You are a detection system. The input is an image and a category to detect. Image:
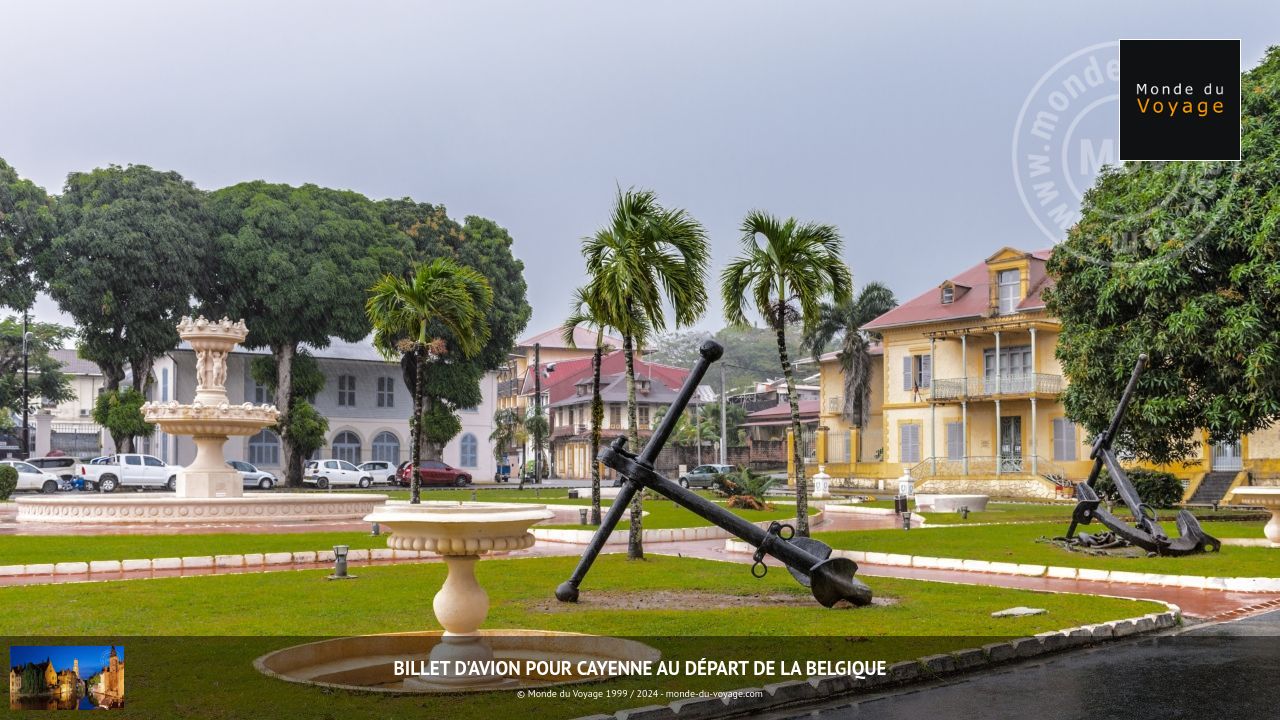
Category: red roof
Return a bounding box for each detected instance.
[863,247,1053,331]
[517,325,623,350]
[520,349,690,405]
[743,399,820,426]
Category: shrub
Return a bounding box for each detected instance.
[713,468,776,511]
[1094,467,1183,508]
[0,465,17,501]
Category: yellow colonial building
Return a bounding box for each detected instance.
[810,246,1280,501]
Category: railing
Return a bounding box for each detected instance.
[930,373,1064,401]
[826,396,843,413]
[908,455,1065,480]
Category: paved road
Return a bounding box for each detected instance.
[769,610,1280,720]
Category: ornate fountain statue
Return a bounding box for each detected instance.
[142,317,281,498]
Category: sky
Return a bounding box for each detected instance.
[3,0,1276,337]
[10,645,123,677]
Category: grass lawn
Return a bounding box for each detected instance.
[817,521,1277,577]
[854,500,1266,526]
[0,554,1164,719]
[540,498,799,530]
[0,531,386,565]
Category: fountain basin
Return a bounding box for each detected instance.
[255,630,661,694]
[1227,487,1280,545]
[15,492,387,524]
[366,501,555,554]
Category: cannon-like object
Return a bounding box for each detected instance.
[555,340,872,607]
[1063,354,1220,556]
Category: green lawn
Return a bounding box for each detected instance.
[817,521,1277,577]
[853,500,1266,526]
[0,554,1165,719]
[541,498,799,530]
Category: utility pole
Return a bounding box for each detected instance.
[533,342,542,484]
[719,362,727,465]
[21,311,31,459]
[694,397,702,466]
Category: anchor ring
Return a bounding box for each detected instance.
[751,561,768,578]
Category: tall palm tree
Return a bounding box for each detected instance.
[722,211,852,537]
[802,282,897,460]
[562,286,618,526]
[582,187,709,559]
[367,258,493,504]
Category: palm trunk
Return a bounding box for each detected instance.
[274,342,304,488]
[623,333,643,560]
[590,344,603,525]
[776,320,809,537]
[410,347,426,504]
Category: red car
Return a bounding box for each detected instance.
[397,460,473,487]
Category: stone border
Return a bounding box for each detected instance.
[724,540,1280,592]
[13,492,388,524]
[575,606,1181,720]
[0,547,431,580]
[534,511,824,546]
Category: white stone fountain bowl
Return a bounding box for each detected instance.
[142,402,281,437]
[364,501,554,555]
[1226,487,1280,544]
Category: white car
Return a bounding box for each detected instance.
[303,459,373,489]
[1,459,62,494]
[358,460,398,485]
[79,454,181,492]
[227,460,275,490]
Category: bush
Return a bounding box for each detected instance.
[0,465,17,501]
[1094,467,1183,508]
[712,468,776,511]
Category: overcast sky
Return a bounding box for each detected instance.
[4,1,1276,337]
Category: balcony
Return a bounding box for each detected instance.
[929,373,1064,402]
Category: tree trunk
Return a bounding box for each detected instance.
[776,320,809,537]
[590,344,603,525]
[410,346,426,504]
[623,334,643,560]
[274,343,303,487]
[130,355,155,397]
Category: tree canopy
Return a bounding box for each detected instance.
[0,317,73,428]
[1046,47,1280,464]
[41,164,209,390]
[0,158,55,312]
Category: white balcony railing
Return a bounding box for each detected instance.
[930,373,1063,401]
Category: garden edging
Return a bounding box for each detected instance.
[723,539,1280,592]
[0,547,430,580]
[576,604,1182,720]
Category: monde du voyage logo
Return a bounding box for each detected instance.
[1120,39,1241,161]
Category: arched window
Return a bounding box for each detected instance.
[332,431,362,464]
[460,433,478,468]
[371,431,400,464]
[248,429,281,467]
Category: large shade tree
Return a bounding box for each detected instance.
[0,318,73,429]
[1046,47,1280,464]
[802,281,897,459]
[722,211,852,537]
[201,182,411,485]
[366,258,492,503]
[0,158,55,312]
[582,187,708,559]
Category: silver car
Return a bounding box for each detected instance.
[358,460,398,485]
[678,464,735,489]
[227,460,276,489]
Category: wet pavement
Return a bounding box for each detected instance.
[766,609,1280,720]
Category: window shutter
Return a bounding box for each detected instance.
[920,355,932,388]
[902,356,913,390]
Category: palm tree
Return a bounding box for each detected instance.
[722,211,852,537]
[366,258,493,504]
[582,187,709,559]
[489,407,520,472]
[562,286,617,525]
[802,282,897,460]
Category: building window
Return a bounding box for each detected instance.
[371,431,400,464]
[248,429,281,466]
[1053,418,1078,461]
[899,424,922,463]
[901,354,931,391]
[638,406,650,428]
[337,375,356,407]
[161,368,170,402]
[253,380,270,405]
[941,286,954,304]
[997,269,1021,314]
[610,404,622,428]
[376,376,395,408]
[460,433,478,468]
[332,430,362,464]
[946,421,964,460]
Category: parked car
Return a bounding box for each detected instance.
[0,459,62,494]
[358,460,398,485]
[678,463,735,489]
[397,460,472,487]
[79,454,180,492]
[23,456,79,481]
[304,459,374,489]
[227,460,275,489]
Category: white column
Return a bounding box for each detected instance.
[1031,396,1039,475]
[930,337,937,475]
[961,401,969,475]
[994,331,1001,477]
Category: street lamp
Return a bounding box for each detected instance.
[21,312,33,459]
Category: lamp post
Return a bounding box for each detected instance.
[21,311,32,459]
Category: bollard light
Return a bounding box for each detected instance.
[580,508,589,525]
[960,506,970,520]
[328,544,356,580]
[471,489,477,502]
[902,510,912,531]
[371,522,381,537]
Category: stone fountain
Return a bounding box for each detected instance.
[15,317,387,525]
[255,501,659,693]
[1226,487,1280,546]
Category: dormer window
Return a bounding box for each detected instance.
[997,269,1021,314]
[941,286,954,304]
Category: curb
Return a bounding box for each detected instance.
[722,540,1280,593]
[535,511,825,546]
[0,547,432,580]
[576,606,1181,720]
